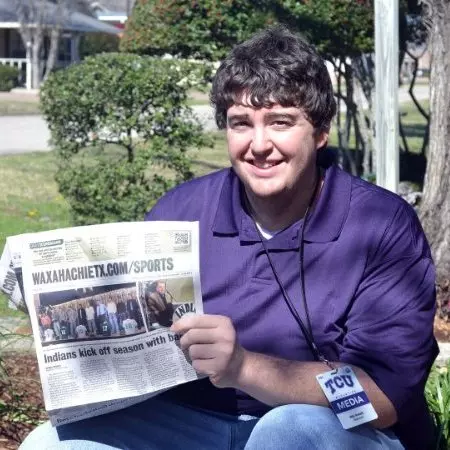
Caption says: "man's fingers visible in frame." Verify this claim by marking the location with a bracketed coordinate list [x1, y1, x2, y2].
[188, 343, 216, 361]
[191, 358, 218, 376]
[179, 328, 220, 349]
[171, 314, 231, 334]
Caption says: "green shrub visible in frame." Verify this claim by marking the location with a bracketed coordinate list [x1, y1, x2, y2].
[426, 362, 450, 449]
[40, 53, 212, 225]
[0, 64, 19, 91]
[120, 0, 274, 60]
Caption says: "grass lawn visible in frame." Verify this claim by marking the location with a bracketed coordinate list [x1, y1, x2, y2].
[0, 152, 71, 317]
[329, 100, 429, 154]
[399, 100, 429, 153]
[0, 133, 229, 253]
[0, 152, 72, 250]
[0, 98, 41, 116]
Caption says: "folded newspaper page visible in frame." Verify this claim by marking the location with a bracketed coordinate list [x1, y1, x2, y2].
[0, 221, 203, 425]
[0, 233, 26, 311]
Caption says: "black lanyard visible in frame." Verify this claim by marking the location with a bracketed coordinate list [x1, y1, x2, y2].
[253, 169, 334, 369]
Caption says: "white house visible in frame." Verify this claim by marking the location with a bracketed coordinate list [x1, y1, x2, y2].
[0, 0, 121, 90]
[90, 0, 137, 29]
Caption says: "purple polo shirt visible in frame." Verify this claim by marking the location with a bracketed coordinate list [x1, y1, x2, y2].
[145, 164, 438, 450]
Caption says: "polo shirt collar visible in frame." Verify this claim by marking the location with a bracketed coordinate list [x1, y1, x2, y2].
[212, 165, 351, 244]
[305, 165, 351, 243]
[212, 169, 242, 236]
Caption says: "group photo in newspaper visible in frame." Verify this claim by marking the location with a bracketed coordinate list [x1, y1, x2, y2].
[0, 221, 203, 426]
[37, 277, 194, 345]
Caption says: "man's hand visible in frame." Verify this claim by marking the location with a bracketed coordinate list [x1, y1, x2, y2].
[171, 314, 245, 388]
[171, 315, 397, 429]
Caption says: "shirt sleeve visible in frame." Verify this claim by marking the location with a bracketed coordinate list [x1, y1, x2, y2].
[145, 189, 178, 221]
[338, 202, 439, 423]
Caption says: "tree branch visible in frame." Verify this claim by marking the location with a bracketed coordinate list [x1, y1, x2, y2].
[406, 51, 430, 121]
[399, 114, 410, 153]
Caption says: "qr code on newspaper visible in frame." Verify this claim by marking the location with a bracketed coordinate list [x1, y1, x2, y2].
[174, 231, 190, 247]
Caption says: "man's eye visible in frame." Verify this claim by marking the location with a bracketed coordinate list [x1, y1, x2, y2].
[231, 121, 250, 128]
[272, 120, 291, 127]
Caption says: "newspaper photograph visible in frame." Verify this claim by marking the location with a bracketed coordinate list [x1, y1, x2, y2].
[0, 221, 203, 426]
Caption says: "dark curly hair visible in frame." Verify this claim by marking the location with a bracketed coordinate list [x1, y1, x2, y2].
[210, 25, 336, 132]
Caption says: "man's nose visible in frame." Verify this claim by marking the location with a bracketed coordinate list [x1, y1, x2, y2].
[250, 126, 272, 154]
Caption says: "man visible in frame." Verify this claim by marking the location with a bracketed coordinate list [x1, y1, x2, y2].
[85, 300, 96, 335]
[116, 294, 127, 332]
[50, 306, 61, 340]
[146, 280, 174, 328]
[99, 316, 112, 337]
[77, 303, 87, 328]
[43, 326, 55, 343]
[67, 304, 78, 338]
[20, 25, 437, 450]
[125, 290, 141, 327]
[122, 314, 139, 335]
[106, 293, 119, 335]
[58, 305, 69, 340]
[96, 298, 108, 329]
[38, 307, 51, 339]
[75, 323, 88, 339]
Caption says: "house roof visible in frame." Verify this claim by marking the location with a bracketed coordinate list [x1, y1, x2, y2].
[90, 0, 136, 14]
[0, 0, 121, 34]
[70, 11, 122, 33]
[0, 1, 16, 22]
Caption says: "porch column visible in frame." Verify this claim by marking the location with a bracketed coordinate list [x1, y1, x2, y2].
[70, 33, 80, 63]
[26, 41, 32, 91]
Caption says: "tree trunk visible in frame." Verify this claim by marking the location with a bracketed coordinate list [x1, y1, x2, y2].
[31, 40, 42, 89]
[16, 0, 68, 89]
[334, 61, 358, 176]
[44, 27, 61, 82]
[354, 76, 374, 176]
[343, 64, 357, 175]
[352, 55, 375, 178]
[419, 0, 450, 281]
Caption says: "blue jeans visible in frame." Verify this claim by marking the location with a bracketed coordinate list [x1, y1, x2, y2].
[20, 397, 404, 449]
[108, 313, 119, 335]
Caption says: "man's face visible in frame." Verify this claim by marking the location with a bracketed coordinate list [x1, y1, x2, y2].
[226, 102, 327, 202]
[156, 282, 166, 295]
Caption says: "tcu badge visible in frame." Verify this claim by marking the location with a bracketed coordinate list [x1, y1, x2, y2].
[323, 372, 354, 394]
[316, 366, 378, 429]
[172, 303, 196, 322]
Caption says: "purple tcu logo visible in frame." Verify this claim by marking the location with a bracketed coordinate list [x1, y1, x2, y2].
[324, 374, 354, 395]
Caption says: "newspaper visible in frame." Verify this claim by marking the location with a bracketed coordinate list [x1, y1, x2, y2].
[0, 221, 203, 426]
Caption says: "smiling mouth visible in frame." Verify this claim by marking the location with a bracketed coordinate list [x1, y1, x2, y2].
[250, 161, 282, 169]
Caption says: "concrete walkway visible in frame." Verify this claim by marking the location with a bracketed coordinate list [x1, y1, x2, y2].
[0, 106, 217, 155]
[0, 85, 430, 155]
[0, 115, 51, 155]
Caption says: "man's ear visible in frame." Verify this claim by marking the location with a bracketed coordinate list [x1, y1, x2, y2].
[314, 128, 329, 150]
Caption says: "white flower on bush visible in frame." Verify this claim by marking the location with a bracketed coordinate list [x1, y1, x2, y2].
[177, 77, 189, 87]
